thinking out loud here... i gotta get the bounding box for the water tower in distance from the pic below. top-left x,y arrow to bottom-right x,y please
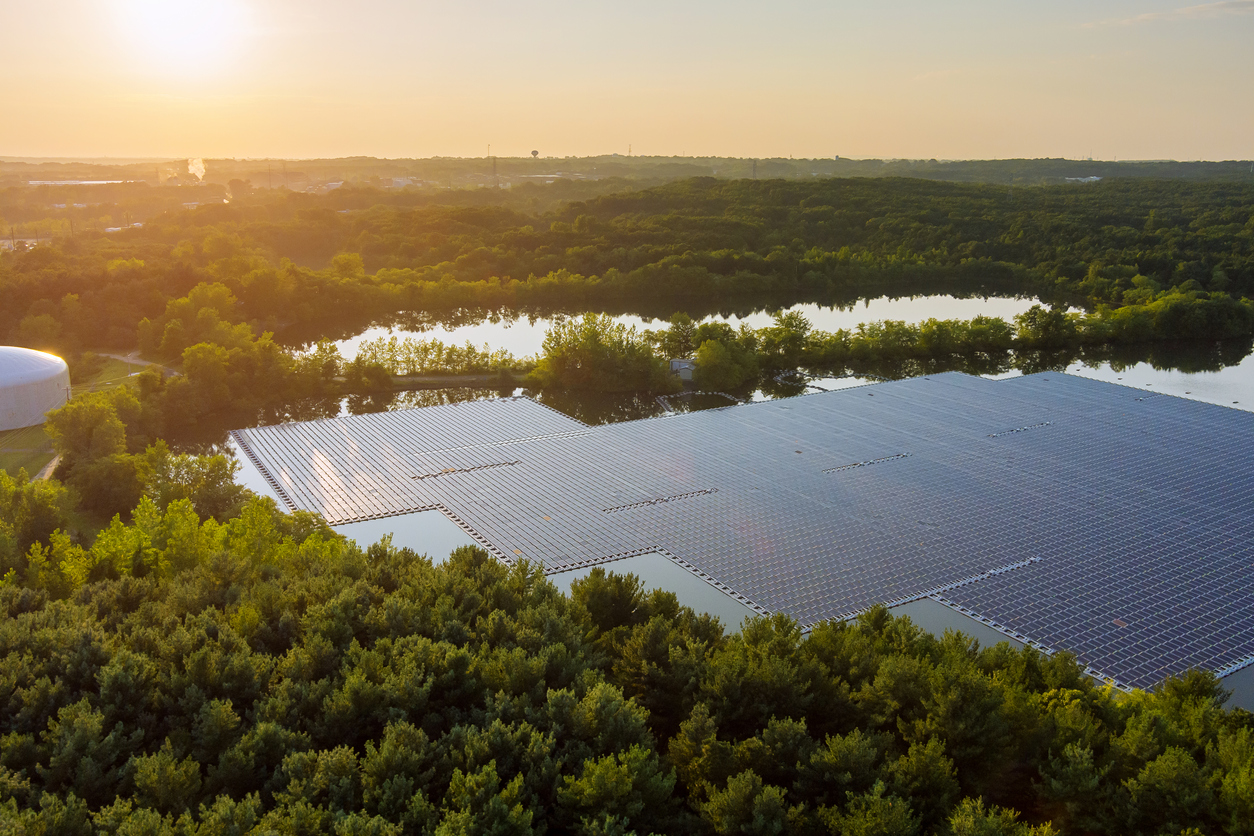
531,150 -> 539,159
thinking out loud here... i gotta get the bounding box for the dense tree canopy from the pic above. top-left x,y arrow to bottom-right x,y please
531,314 -> 675,393
4,176 -> 1253,354
2,499 -> 1252,834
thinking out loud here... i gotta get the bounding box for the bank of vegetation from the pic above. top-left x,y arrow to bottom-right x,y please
3,483 -> 1253,834
336,292 -> 1254,396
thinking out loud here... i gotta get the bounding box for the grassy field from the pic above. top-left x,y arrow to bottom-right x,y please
73,356 -> 142,394
0,425 -> 54,478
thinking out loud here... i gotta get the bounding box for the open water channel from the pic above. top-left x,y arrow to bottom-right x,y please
330,294 -> 1045,359
318,293 -> 1254,416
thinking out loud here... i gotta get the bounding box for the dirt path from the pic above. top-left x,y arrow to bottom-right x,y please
94,351 -> 179,377
36,454 -> 60,481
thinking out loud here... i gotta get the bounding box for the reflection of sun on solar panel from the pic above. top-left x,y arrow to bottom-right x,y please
232,372 -> 1254,700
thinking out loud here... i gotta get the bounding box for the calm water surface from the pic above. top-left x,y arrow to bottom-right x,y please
1063,355 -> 1254,409
332,295 -> 1046,359
279,348 -> 1254,427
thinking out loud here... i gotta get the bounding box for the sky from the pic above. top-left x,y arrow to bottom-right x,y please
2,0 -> 1252,161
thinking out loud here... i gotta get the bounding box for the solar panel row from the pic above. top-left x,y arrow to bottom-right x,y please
232,372 -> 1254,690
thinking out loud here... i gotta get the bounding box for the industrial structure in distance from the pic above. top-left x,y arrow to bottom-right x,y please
0,346 -> 70,432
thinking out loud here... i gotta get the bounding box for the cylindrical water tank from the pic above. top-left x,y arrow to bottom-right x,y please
0,347 -> 71,431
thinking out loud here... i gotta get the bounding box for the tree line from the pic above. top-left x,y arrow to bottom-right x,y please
4,175 -> 1253,357
2,494 -> 1252,834
498,292 -> 1254,394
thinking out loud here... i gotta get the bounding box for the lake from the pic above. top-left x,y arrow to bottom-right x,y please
1063,353 -> 1254,409
201,293 -> 1254,454
330,294 -> 1048,359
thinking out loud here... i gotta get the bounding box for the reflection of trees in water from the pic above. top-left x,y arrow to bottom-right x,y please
385,388 -> 511,410
278,276 -> 1054,350
526,389 -> 663,425
345,387 -> 518,415
165,389 -> 516,454
164,397 -> 347,455
837,338 -> 1254,380
845,352 -> 1018,380
1095,338 -> 1254,374
663,392 -> 743,413
759,375 -> 811,399
167,337 -> 1254,456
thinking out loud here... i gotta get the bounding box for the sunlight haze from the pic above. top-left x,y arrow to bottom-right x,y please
2,0 -> 1252,159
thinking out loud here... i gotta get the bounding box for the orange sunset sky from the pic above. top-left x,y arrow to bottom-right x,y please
2,0 -> 1252,161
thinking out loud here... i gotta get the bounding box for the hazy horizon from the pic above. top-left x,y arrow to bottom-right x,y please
3,1 -> 1252,161
3,154 -> 1251,166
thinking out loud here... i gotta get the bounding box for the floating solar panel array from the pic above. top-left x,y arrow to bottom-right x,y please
231,372 -> 1254,691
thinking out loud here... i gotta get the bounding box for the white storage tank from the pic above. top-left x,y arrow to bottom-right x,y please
0,347 -> 71,431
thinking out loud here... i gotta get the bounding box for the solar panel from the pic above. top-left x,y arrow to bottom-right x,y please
231,372 -> 1254,691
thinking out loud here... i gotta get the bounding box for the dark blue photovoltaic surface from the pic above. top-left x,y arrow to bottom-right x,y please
233,372 -> 1254,689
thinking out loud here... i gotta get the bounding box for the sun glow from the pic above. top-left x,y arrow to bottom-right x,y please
116,0 -> 251,76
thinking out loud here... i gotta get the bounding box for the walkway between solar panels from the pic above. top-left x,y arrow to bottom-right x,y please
231,372 -> 1254,694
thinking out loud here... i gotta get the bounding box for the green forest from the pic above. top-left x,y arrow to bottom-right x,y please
3,483 -> 1253,835
3,173 -> 1254,833
2,174 -> 1253,425
4,175 -> 1254,351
